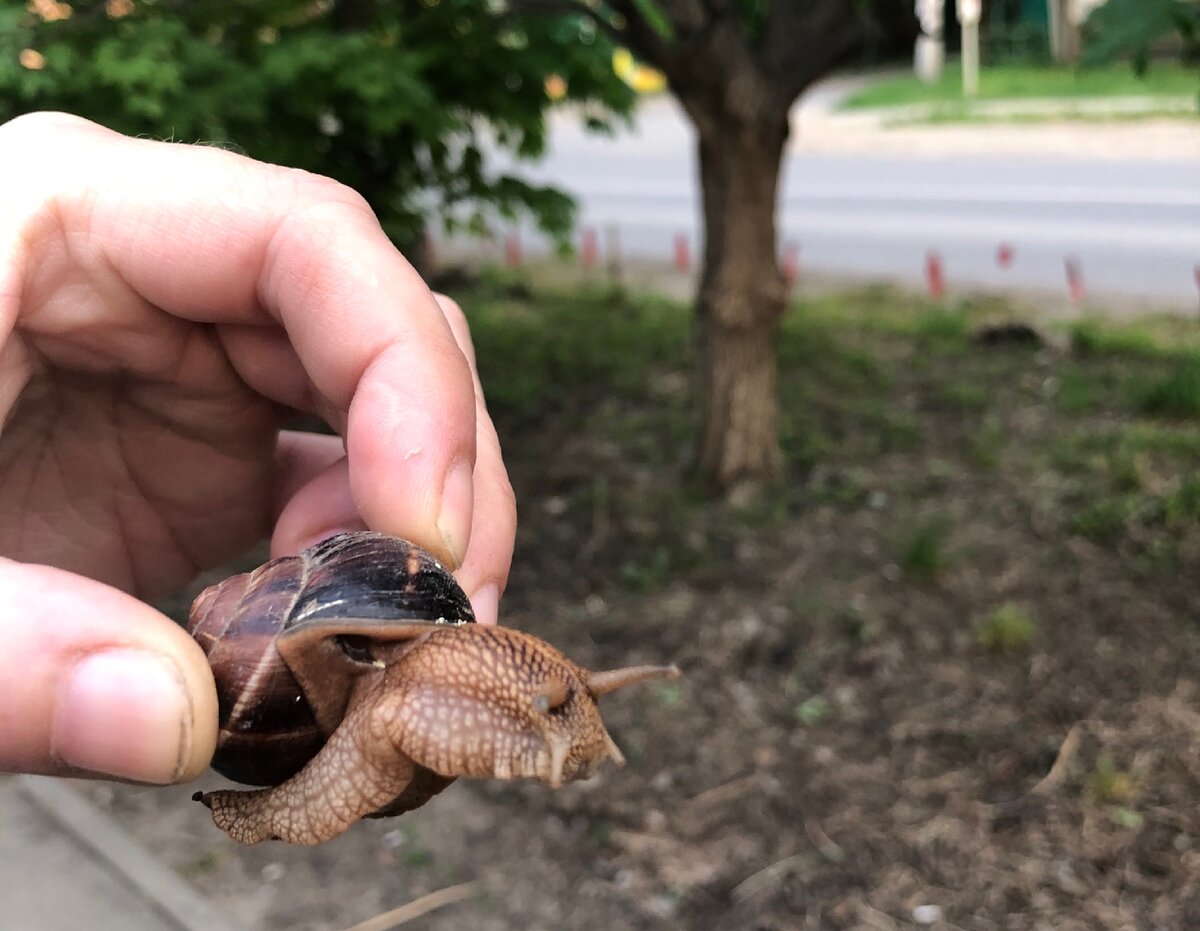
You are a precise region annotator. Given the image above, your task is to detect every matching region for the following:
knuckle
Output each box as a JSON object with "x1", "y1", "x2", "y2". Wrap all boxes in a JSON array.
[
  {"x1": 0, "y1": 110, "x2": 96, "y2": 142},
  {"x1": 286, "y1": 168, "x2": 375, "y2": 218}
]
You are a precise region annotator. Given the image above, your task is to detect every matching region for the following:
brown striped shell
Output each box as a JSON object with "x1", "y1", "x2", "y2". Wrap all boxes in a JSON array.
[{"x1": 188, "y1": 532, "x2": 474, "y2": 786}]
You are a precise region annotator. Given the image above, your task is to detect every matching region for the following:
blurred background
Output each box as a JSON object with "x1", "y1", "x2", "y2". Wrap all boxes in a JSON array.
[{"x1": 2, "y1": 1, "x2": 1200, "y2": 929}]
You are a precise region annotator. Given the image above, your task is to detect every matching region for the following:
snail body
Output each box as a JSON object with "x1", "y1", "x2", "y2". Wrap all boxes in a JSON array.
[{"x1": 187, "y1": 531, "x2": 678, "y2": 845}]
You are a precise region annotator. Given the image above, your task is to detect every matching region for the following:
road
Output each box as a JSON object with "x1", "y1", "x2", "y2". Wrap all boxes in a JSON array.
[{"x1": 504, "y1": 95, "x2": 1200, "y2": 308}]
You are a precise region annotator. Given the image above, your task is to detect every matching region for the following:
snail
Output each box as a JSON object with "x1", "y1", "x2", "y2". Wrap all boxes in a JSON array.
[{"x1": 186, "y1": 531, "x2": 679, "y2": 845}]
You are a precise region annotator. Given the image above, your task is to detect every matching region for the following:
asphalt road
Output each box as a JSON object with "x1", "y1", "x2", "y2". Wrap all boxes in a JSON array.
[{"x1": 509, "y1": 98, "x2": 1199, "y2": 308}]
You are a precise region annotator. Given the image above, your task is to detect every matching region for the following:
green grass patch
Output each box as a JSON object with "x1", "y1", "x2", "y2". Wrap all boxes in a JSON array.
[
  {"x1": 842, "y1": 63, "x2": 1200, "y2": 110},
  {"x1": 976, "y1": 603, "x2": 1037, "y2": 653},
  {"x1": 1089, "y1": 753, "x2": 1139, "y2": 805},
  {"x1": 938, "y1": 381, "x2": 990, "y2": 411},
  {"x1": 1165, "y1": 478, "x2": 1200, "y2": 526},
  {"x1": 901, "y1": 519, "x2": 951, "y2": 578},
  {"x1": 796, "y1": 695, "x2": 831, "y2": 726},
  {"x1": 1056, "y1": 370, "x2": 1101, "y2": 414},
  {"x1": 970, "y1": 416, "x2": 1006, "y2": 470},
  {"x1": 450, "y1": 273, "x2": 1199, "y2": 569},
  {"x1": 1071, "y1": 316, "x2": 1200, "y2": 361},
  {"x1": 466, "y1": 275, "x2": 689, "y2": 420},
  {"x1": 1072, "y1": 496, "x2": 1138, "y2": 543},
  {"x1": 1131, "y1": 358, "x2": 1200, "y2": 417}
]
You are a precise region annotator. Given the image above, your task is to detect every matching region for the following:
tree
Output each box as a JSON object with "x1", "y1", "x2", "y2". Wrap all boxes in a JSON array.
[
  {"x1": 514, "y1": 1, "x2": 877, "y2": 492},
  {"x1": 1081, "y1": 0, "x2": 1199, "y2": 73},
  {"x1": 3, "y1": 0, "x2": 889, "y2": 494},
  {"x1": 0, "y1": 0, "x2": 635, "y2": 256}
]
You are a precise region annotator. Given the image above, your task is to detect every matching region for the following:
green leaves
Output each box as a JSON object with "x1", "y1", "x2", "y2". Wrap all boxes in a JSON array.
[
  {"x1": 1, "y1": 0, "x2": 635, "y2": 250},
  {"x1": 1082, "y1": 0, "x2": 1200, "y2": 73}
]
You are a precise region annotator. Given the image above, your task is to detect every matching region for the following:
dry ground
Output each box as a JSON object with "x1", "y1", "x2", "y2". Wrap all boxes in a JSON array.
[{"x1": 82, "y1": 277, "x2": 1200, "y2": 930}]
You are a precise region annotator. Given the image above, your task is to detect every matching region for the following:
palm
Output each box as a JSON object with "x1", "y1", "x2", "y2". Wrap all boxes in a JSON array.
[{"x1": 0, "y1": 276, "x2": 281, "y2": 597}]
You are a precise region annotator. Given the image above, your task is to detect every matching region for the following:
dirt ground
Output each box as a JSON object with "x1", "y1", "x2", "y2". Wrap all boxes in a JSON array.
[{"x1": 81, "y1": 283, "x2": 1200, "y2": 930}]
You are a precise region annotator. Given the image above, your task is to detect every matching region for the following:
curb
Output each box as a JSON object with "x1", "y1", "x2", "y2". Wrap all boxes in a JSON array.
[{"x1": 15, "y1": 775, "x2": 245, "y2": 931}]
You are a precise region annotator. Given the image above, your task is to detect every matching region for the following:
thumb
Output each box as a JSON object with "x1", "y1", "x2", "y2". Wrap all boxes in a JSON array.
[{"x1": 0, "y1": 558, "x2": 217, "y2": 784}]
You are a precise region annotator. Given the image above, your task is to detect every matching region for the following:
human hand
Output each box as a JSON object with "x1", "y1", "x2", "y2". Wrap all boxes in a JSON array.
[{"x1": 0, "y1": 112, "x2": 516, "y2": 786}]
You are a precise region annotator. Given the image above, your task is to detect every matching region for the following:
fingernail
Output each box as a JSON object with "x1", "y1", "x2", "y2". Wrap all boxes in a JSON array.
[
  {"x1": 436, "y1": 459, "x2": 474, "y2": 569},
  {"x1": 53, "y1": 650, "x2": 192, "y2": 784},
  {"x1": 470, "y1": 583, "x2": 501, "y2": 626}
]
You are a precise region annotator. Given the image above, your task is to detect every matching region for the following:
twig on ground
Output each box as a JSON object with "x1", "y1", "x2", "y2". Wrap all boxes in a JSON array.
[
  {"x1": 732, "y1": 854, "x2": 803, "y2": 902},
  {"x1": 682, "y1": 773, "x2": 760, "y2": 812},
  {"x1": 340, "y1": 882, "x2": 477, "y2": 931},
  {"x1": 1030, "y1": 723, "x2": 1083, "y2": 797}
]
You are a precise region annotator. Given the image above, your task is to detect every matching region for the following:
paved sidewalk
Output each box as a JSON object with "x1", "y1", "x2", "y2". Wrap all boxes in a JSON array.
[
  {"x1": 0, "y1": 776, "x2": 242, "y2": 931},
  {"x1": 790, "y1": 71, "x2": 1200, "y2": 160}
]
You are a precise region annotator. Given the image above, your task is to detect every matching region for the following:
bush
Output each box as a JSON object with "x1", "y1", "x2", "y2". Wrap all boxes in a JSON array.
[{"x1": 1082, "y1": 0, "x2": 1200, "y2": 73}]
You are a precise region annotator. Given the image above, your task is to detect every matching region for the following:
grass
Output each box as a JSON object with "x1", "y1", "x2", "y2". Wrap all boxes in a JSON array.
[
  {"x1": 901, "y1": 519, "x2": 951, "y2": 578},
  {"x1": 456, "y1": 268, "x2": 1200, "y2": 575},
  {"x1": 842, "y1": 62, "x2": 1200, "y2": 110},
  {"x1": 1088, "y1": 753, "x2": 1139, "y2": 805},
  {"x1": 1132, "y1": 358, "x2": 1200, "y2": 417},
  {"x1": 976, "y1": 603, "x2": 1037, "y2": 653}
]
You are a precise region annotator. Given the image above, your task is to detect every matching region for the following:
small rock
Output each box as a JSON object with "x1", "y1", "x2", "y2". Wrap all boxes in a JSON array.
[
  {"x1": 261, "y1": 862, "x2": 286, "y2": 883},
  {"x1": 753, "y1": 746, "x2": 779, "y2": 768},
  {"x1": 543, "y1": 496, "x2": 569, "y2": 516},
  {"x1": 912, "y1": 903, "x2": 943, "y2": 925},
  {"x1": 644, "y1": 894, "x2": 677, "y2": 919}
]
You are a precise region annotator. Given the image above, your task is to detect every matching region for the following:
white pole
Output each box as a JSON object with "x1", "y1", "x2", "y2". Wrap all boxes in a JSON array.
[
  {"x1": 914, "y1": 0, "x2": 945, "y2": 83},
  {"x1": 957, "y1": 0, "x2": 982, "y2": 98}
]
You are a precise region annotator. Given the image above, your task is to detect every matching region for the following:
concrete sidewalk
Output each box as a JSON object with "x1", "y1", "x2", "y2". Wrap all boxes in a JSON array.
[
  {"x1": 0, "y1": 776, "x2": 243, "y2": 931},
  {"x1": 789, "y1": 71, "x2": 1200, "y2": 160}
]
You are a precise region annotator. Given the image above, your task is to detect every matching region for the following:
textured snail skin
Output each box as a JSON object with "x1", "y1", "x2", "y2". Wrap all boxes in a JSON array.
[{"x1": 195, "y1": 624, "x2": 678, "y2": 845}]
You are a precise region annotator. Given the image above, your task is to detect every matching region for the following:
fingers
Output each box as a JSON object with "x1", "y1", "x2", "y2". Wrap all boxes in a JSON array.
[
  {"x1": 270, "y1": 295, "x2": 517, "y2": 624},
  {"x1": 0, "y1": 558, "x2": 217, "y2": 783},
  {"x1": 4, "y1": 112, "x2": 478, "y2": 570},
  {"x1": 434, "y1": 296, "x2": 517, "y2": 624},
  {"x1": 271, "y1": 432, "x2": 365, "y2": 555}
]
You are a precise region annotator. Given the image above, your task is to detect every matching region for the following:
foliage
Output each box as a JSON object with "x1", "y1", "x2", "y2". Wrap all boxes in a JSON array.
[
  {"x1": 0, "y1": 0, "x2": 635, "y2": 249},
  {"x1": 1082, "y1": 0, "x2": 1200, "y2": 74}
]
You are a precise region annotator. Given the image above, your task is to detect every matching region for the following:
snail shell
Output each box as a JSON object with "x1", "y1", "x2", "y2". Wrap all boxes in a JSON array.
[{"x1": 188, "y1": 532, "x2": 473, "y2": 786}]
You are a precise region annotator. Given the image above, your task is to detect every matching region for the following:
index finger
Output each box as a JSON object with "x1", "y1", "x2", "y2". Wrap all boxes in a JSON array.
[{"x1": 5, "y1": 112, "x2": 477, "y2": 566}]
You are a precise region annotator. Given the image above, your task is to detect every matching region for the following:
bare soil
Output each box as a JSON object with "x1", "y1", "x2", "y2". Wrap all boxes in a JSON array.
[{"x1": 80, "y1": 284, "x2": 1200, "y2": 930}]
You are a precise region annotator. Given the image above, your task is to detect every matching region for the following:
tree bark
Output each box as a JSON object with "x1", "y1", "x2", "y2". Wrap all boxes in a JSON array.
[{"x1": 692, "y1": 110, "x2": 789, "y2": 491}]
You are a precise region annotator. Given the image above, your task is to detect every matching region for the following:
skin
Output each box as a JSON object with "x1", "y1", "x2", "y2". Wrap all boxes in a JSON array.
[{"x1": 0, "y1": 112, "x2": 517, "y2": 786}]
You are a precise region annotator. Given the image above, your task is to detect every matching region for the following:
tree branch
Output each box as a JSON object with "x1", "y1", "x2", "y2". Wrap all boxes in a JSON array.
[
  {"x1": 506, "y1": 0, "x2": 627, "y2": 46},
  {"x1": 762, "y1": 0, "x2": 870, "y2": 102},
  {"x1": 604, "y1": 0, "x2": 686, "y2": 74}
]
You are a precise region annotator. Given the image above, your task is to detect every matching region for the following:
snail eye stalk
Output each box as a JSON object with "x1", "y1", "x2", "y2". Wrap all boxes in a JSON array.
[{"x1": 532, "y1": 677, "x2": 571, "y2": 714}]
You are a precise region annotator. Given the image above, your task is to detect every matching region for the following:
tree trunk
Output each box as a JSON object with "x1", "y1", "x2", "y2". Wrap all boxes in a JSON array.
[{"x1": 693, "y1": 111, "x2": 789, "y2": 491}]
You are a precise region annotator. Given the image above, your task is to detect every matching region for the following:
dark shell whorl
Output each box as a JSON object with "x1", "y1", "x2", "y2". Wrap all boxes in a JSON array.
[
  {"x1": 291, "y1": 532, "x2": 475, "y2": 627},
  {"x1": 188, "y1": 532, "x2": 475, "y2": 786}
]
